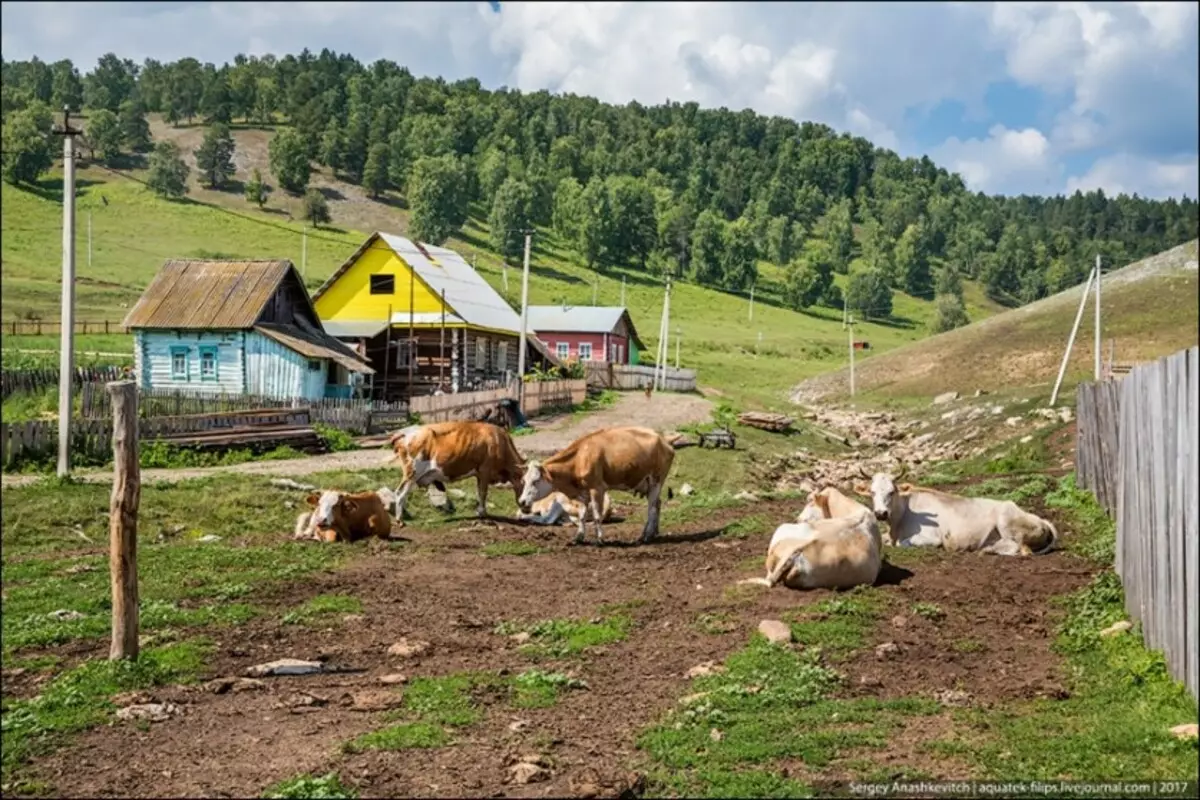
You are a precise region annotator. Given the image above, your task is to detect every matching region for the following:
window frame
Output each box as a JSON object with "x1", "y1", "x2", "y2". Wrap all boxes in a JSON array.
[
  {"x1": 169, "y1": 346, "x2": 190, "y2": 381},
  {"x1": 578, "y1": 342, "x2": 593, "y2": 361},
  {"x1": 198, "y1": 345, "x2": 219, "y2": 382},
  {"x1": 496, "y1": 341, "x2": 508, "y2": 374},
  {"x1": 369, "y1": 274, "x2": 395, "y2": 295},
  {"x1": 556, "y1": 342, "x2": 570, "y2": 360}
]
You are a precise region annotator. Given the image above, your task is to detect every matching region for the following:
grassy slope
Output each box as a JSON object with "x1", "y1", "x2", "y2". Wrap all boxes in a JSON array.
[
  {"x1": 1, "y1": 117, "x2": 1006, "y2": 411},
  {"x1": 792, "y1": 239, "x2": 1200, "y2": 405}
]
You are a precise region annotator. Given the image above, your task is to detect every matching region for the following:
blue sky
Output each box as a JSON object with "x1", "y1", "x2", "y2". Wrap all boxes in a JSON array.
[{"x1": 2, "y1": 1, "x2": 1196, "y2": 199}]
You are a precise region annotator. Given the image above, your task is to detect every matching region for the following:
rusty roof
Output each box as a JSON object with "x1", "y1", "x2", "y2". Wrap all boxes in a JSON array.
[
  {"x1": 122, "y1": 259, "x2": 297, "y2": 330},
  {"x1": 255, "y1": 324, "x2": 374, "y2": 374}
]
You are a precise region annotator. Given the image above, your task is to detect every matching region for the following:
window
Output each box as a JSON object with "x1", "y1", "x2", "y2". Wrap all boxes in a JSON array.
[
  {"x1": 198, "y1": 346, "x2": 218, "y2": 381},
  {"x1": 170, "y1": 346, "x2": 189, "y2": 380},
  {"x1": 616, "y1": 344, "x2": 624, "y2": 364},
  {"x1": 369, "y1": 274, "x2": 395, "y2": 295},
  {"x1": 579, "y1": 342, "x2": 593, "y2": 361},
  {"x1": 394, "y1": 340, "x2": 412, "y2": 370},
  {"x1": 308, "y1": 360, "x2": 322, "y2": 372},
  {"x1": 556, "y1": 342, "x2": 570, "y2": 360},
  {"x1": 475, "y1": 337, "x2": 487, "y2": 369},
  {"x1": 496, "y1": 342, "x2": 508, "y2": 373}
]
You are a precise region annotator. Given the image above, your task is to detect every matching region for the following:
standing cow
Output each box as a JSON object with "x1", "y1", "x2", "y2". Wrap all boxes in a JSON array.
[
  {"x1": 518, "y1": 426, "x2": 675, "y2": 545},
  {"x1": 387, "y1": 421, "x2": 526, "y2": 524}
]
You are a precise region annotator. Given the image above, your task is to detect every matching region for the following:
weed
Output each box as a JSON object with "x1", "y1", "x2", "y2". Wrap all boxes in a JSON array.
[
  {"x1": 343, "y1": 722, "x2": 448, "y2": 752},
  {"x1": 1045, "y1": 474, "x2": 1114, "y2": 564},
  {"x1": 342, "y1": 672, "x2": 493, "y2": 753},
  {"x1": 953, "y1": 639, "x2": 984, "y2": 654},
  {"x1": 494, "y1": 615, "x2": 632, "y2": 659},
  {"x1": 314, "y1": 424, "x2": 359, "y2": 452},
  {"x1": 480, "y1": 541, "x2": 545, "y2": 558},
  {"x1": 510, "y1": 669, "x2": 587, "y2": 708},
  {"x1": 721, "y1": 515, "x2": 768, "y2": 540},
  {"x1": 788, "y1": 589, "x2": 887, "y2": 656},
  {"x1": 695, "y1": 611, "x2": 738, "y2": 636},
  {"x1": 262, "y1": 772, "x2": 358, "y2": 799},
  {"x1": 139, "y1": 441, "x2": 304, "y2": 470},
  {"x1": 911, "y1": 602, "x2": 946, "y2": 623},
  {"x1": 1, "y1": 641, "x2": 210, "y2": 782},
  {"x1": 280, "y1": 594, "x2": 362, "y2": 626}
]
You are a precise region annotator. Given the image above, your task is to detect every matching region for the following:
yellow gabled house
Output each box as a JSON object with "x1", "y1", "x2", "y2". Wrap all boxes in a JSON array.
[{"x1": 312, "y1": 232, "x2": 558, "y2": 399}]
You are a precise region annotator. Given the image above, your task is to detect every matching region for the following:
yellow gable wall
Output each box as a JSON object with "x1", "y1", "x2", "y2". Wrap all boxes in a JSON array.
[{"x1": 314, "y1": 243, "x2": 447, "y2": 322}]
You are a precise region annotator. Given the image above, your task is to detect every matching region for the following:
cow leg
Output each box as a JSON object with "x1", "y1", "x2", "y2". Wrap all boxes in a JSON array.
[
  {"x1": 393, "y1": 479, "x2": 417, "y2": 523},
  {"x1": 571, "y1": 495, "x2": 588, "y2": 545},
  {"x1": 475, "y1": 475, "x2": 490, "y2": 519},
  {"x1": 588, "y1": 489, "x2": 606, "y2": 545},
  {"x1": 293, "y1": 512, "x2": 316, "y2": 541},
  {"x1": 640, "y1": 481, "x2": 664, "y2": 542}
]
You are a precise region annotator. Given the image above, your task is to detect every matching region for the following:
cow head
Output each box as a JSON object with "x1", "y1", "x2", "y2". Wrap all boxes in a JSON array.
[
  {"x1": 797, "y1": 486, "x2": 833, "y2": 523},
  {"x1": 864, "y1": 467, "x2": 908, "y2": 521},
  {"x1": 518, "y1": 461, "x2": 553, "y2": 512},
  {"x1": 305, "y1": 490, "x2": 361, "y2": 532}
]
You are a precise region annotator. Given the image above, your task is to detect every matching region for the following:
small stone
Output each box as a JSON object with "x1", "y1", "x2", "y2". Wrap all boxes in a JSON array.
[
  {"x1": 1100, "y1": 620, "x2": 1133, "y2": 637},
  {"x1": 378, "y1": 673, "x2": 408, "y2": 685},
  {"x1": 709, "y1": 728, "x2": 724, "y2": 742},
  {"x1": 1170, "y1": 723, "x2": 1198, "y2": 741},
  {"x1": 64, "y1": 563, "x2": 96, "y2": 575},
  {"x1": 734, "y1": 490, "x2": 759, "y2": 502},
  {"x1": 1020, "y1": 435, "x2": 1033, "y2": 444},
  {"x1": 350, "y1": 690, "x2": 403, "y2": 712},
  {"x1": 112, "y1": 691, "x2": 154, "y2": 707},
  {"x1": 49, "y1": 609, "x2": 85, "y2": 621},
  {"x1": 890, "y1": 615, "x2": 908, "y2": 628},
  {"x1": 196, "y1": 534, "x2": 222, "y2": 543},
  {"x1": 757, "y1": 620, "x2": 793, "y2": 645},
  {"x1": 509, "y1": 761, "x2": 549, "y2": 785},
  {"x1": 508, "y1": 719, "x2": 531, "y2": 733},
  {"x1": 859, "y1": 676, "x2": 883, "y2": 688},
  {"x1": 510, "y1": 631, "x2": 532, "y2": 645},
  {"x1": 875, "y1": 642, "x2": 901, "y2": 660},
  {"x1": 387, "y1": 638, "x2": 431, "y2": 659},
  {"x1": 342, "y1": 614, "x2": 365, "y2": 624},
  {"x1": 245, "y1": 658, "x2": 324, "y2": 677},
  {"x1": 116, "y1": 703, "x2": 179, "y2": 723},
  {"x1": 679, "y1": 483, "x2": 695, "y2": 497},
  {"x1": 686, "y1": 661, "x2": 724, "y2": 679},
  {"x1": 932, "y1": 391, "x2": 959, "y2": 406},
  {"x1": 232, "y1": 678, "x2": 267, "y2": 693},
  {"x1": 934, "y1": 689, "x2": 972, "y2": 707},
  {"x1": 1005, "y1": 416, "x2": 1022, "y2": 427}
]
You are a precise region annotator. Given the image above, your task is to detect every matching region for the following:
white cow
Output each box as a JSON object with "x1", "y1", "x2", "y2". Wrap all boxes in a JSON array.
[
  {"x1": 518, "y1": 491, "x2": 614, "y2": 527},
  {"x1": 860, "y1": 472, "x2": 1058, "y2": 556}
]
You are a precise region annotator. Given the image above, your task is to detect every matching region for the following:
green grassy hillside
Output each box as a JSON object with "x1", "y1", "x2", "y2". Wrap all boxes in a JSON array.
[
  {"x1": 792, "y1": 239, "x2": 1200, "y2": 405},
  {"x1": 1, "y1": 120, "x2": 1006, "y2": 410}
]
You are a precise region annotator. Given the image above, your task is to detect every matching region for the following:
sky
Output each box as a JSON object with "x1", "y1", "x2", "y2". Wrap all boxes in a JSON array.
[{"x1": 2, "y1": 0, "x2": 1197, "y2": 200}]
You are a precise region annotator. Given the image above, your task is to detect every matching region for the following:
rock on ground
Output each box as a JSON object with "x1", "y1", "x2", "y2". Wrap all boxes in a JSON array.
[{"x1": 757, "y1": 619, "x2": 793, "y2": 644}]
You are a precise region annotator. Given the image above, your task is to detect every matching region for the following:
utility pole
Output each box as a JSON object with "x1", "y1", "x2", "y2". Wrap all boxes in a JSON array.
[
  {"x1": 1050, "y1": 264, "x2": 1098, "y2": 406},
  {"x1": 661, "y1": 279, "x2": 672, "y2": 390},
  {"x1": 847, "y1": 313, "x2": 856, "y2": 398},
  {"x1": 1093, "y1": 254, "x2": 1102, "y2": 382},
  {"x1": 674, "y1": 327, "x2": 680, "y2": 369},
  {"x1": 516, "y1": 232, "x2": 533, "y2": 405},
  {"x1": 748, "y1": 284, "x2": 755, "y2": 323},
  {"x1": 54, "y1": 106, "x2": 82, "y2": 478},
  {"x1": 655, "y1": 278, "x2": 670, "y2": 392},
  {"x1": 301, "y1": 227, "x2": 308, "y2": 281},
  {"x1": 87, "y1": 211, "x2": 92, "y2": 269}
]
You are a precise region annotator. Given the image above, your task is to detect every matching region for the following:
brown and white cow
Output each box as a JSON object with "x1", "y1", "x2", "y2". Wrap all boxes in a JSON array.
[
  {"x1": 859, "y1": 472, "x2": 1058, "y2": 556},
  {"x1": 744, "y1": 484, "x2": 883, "y2": 590},
  {"x1": 518, "y1": 491, "x2": 615, "y2": 527},
  {"x1": 387, "y1": 421, "x2": 526, "y2": 523},
  {"x1": 518, "y1": 426, "x2": 675, "y2": 545},
  {"x1": 293, "y1": 488, "x2": 398, "y2": 543}
]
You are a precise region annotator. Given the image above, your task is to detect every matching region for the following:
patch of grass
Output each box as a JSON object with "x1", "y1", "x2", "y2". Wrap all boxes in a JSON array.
[
  {"x1": 695, "y1": 611, "x2": 738, "y2": 636},
  {"x1": 787, "y1": 589, "x2": 887, "y2": 656},
  {"x1": 139, "y1": 441, "x2": 306, "y2": 470},
  {"x1": 280, "y1": 594, "x2": 362, "y2": 626},
  {"x1": 262, "y1": 772, "x2": 358, "y2": 799},
  {"x1": 1045, "y1": 473, "x2": 1115, "y2": 564},
  {"x1": 953, "y1": 639, "x2": 984, "y2": 654},
  {"x1": 572, "y1": 389, "x2": 619, "y2": 416},
  {"x1": 495, "y1": 614, "x2": 632, "y2": 659},
  {"x1": 480, "y1": 541, "x2": 546, "y2": 558},
  {"x1": 510, "y1": 669, "x2": 587, "y2": 709},
  {"x1": 313, "y1": 424, "x2": 360, "y2": 452},
  {"x1": 637, "y1": 635, "x2": 938, "y2": 797},
  {"x1": 950, "y1": 570, "x2": 1198, "y2": 781},
  {"x1": 343, "y1": 721, "x2": 449, "y2": 752},
  {"x1": 911, "y1": 602, "x2": 946, "y2": 623},
  {"x1": 343, "y1": 671, "x2": 498, "y2": 753},
  {"x1": 1, "y1": 640, "x2": 210, "y2": 783},
  {"x1": 720, "y1": 515, "x2": 769, "y2": 540}
]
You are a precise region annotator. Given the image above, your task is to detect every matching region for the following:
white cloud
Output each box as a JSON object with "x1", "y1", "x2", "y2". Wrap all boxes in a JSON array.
[
  {"x1": 0, "y1": 1, "x2": 1194, "y2": 199},
  {"x1": 1066, "y1": 153, "x2": 1200, "y2": 199},
  {"x1": 933, "y1": 124, "x2": 1060, "y2": 195}
]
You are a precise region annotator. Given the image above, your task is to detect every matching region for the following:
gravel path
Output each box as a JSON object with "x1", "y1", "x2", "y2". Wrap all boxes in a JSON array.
[{"x1": 1, "y1": 392, "x2": 713, "y2": 488}]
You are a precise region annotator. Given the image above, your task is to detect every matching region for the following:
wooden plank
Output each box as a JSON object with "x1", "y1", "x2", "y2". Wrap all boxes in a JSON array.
[
  {"x1": 1187, "y1": 348, "x2": 1199, "y2": 704},
  {"x1": 1169, "y1": 351, "x2": 1186, "y2": 683},
  {"x1": 107, "y1": 381, "x2": 140, "y2": 661}
]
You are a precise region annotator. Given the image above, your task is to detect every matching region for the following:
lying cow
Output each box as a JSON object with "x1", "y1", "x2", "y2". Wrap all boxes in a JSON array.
[
  {"x1": 387, "y1": 421, "x2": 525, "y2": 524},
  {"x1": 293, "y1": 488, "x2": 398, "y2": 543},
  {"x1": 860, "y1": 472, "x2": 1058, "y2": 556},
  {"x1": 518, "y1": 491, "x2": 614, "y2": 527},
  {"x1": 743, "y1": 484, "x2": 882, "y2": 590},
  {"x1": 519, "y1": 426, "x2": 675, "y2": 545}
]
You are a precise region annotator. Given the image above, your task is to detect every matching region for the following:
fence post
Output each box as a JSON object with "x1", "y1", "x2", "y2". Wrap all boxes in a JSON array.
[{"x1": 107, "y1": 380, "x2": 140, "y2": 661}]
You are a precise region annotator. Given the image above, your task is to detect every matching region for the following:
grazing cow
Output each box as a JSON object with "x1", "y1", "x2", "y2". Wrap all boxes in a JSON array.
[
  {"x1": 387, "y1": 421, "x2": 526, "y2": 524},
  {"x1": 859, "y1": 472, "x2": 1058, "y2": 556},
  {"x1": 518, "y1": 491, "x2": 614, "y2": 527},
  {"x1": 518, "y1": 426, "x2": 675, "y2": 545},
  {"x1": 744, "y1": 484, "x2": 882, "y2": 590},
  {"x1": 293, "y1": 488, "x2": 398, "y2": 543}
]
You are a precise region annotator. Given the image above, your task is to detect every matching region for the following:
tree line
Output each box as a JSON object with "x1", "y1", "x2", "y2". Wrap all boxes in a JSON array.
[{"x1": 3, "y1": 51, "x2": 1196, "y2": 329}]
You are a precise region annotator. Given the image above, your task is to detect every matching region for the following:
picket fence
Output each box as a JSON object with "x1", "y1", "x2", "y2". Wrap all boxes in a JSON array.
[
  {"x1": 585, "y1": 363, "x2": 697, "y2": 393},
  {"x1": 409, "y1": 379, "x2": 586, "y2": 422},
  {"x1": 2, "y1": 366, "x2": 128, "y2": 399},
  {"x1": 1075, "y1": 345, "x2": 1198, "y2": 706}
]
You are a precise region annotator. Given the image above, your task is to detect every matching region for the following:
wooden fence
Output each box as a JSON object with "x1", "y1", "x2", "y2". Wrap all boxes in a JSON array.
[
  {"x1": 408, "y1": 379, "x2": 587, "y2": 423},
  {"x1": 1075, "y1": 345, "x2": 1198, "y2": 705},
  {"x1": 585, "y1": 363, "x2": 697, "y2": 393},
  {"x1": 2, "y1": 320, "x2": 129, "y2": 336},
  {"x1": 2, "y1": 366, "x2": 129, "y2": 399}
]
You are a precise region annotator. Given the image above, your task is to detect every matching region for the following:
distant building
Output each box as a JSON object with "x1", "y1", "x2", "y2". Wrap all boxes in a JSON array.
[
  {"x1": 525, "y1": 305, "x2": 644, "y2": 365},
  {"x1": 122, "y1": 259, "x2": 374, "y2": 400},
  {"x1": 312, "y1": 232, "x2": 559, "y2": 399}
]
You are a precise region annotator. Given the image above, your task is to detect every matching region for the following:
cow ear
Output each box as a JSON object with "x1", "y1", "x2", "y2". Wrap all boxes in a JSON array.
[
  {"x1": 341, "y1": 498, "x2": 359, "y2": 515},
  {"x1": 899, "y1": 482, "x2": 914, "y2": 493},
  {"x1": 305, "y1": 492, "x2": 320, "y2": 507},
  {"x1": 853, "y1": 482, "x2": 869, "y2": 496}
]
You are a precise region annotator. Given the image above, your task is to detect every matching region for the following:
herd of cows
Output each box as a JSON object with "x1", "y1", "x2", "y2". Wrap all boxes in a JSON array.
[{"x1": 292, "y1": 419, "x2": 1061, "y2": 591}]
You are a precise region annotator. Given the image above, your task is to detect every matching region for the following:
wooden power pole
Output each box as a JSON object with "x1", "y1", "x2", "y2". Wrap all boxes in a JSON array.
[{"x1": 54, "y1": 107, "x2": 82, "y2": 477}]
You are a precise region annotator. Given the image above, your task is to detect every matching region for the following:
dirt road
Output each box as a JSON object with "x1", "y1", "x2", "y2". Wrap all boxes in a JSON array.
[{"x1": 0, "y1": 392, "x2": 713, "y2": 488}]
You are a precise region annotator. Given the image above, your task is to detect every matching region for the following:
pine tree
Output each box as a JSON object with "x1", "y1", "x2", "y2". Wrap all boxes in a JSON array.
[{"x1": 194, "y1": 123, "x2": 236, "y2": 189}]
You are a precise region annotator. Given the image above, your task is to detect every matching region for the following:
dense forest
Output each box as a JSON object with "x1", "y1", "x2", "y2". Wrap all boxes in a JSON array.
[{"x1": 3, "y1": 51, "x2": 1197, "y2": 329}]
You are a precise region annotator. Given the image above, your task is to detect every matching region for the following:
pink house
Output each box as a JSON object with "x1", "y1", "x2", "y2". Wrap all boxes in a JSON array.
[{"x1": 527, "y1": 305, "x2": 644, "y2": 365}]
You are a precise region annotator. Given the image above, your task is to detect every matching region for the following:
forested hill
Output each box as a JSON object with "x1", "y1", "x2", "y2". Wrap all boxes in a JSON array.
[{"x1": 3, "y1": 51, "x2": 1198, "y2": 325}]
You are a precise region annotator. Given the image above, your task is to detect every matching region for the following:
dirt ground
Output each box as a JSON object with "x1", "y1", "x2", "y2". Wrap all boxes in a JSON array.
[
  {"x1": 0, "y1": 393, "x2": 713, "y2": 488},
  {"x1": 15, "y1": 492, "x2": 1095, "y2": 799}
]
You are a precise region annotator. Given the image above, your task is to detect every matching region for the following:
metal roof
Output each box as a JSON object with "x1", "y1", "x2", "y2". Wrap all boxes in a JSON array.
[
  {"x1": 311, "y1": 233, "x2": 525, "y2": 336},
  {"x1": 321, "y1": 320, "x2": 390, "y2": 339},
  {"x1": 122, "y1": 259, "x2": 294, "y2": 329},
  {"x1": 526, "y1": 305, "x2": 644, "y2": 348}
]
